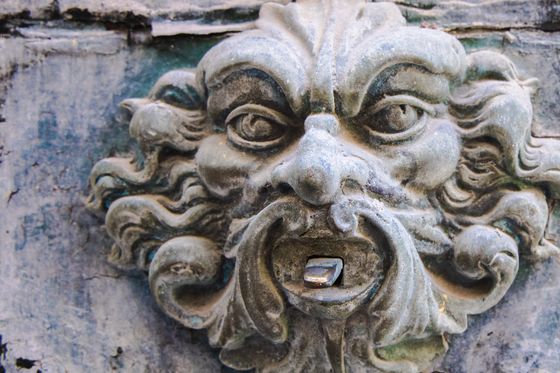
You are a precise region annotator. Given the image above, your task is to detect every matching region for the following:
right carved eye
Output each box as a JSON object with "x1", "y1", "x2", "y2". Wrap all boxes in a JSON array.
[{"x1": 226, "y1": 104, "x2": 292, "y2": 151}]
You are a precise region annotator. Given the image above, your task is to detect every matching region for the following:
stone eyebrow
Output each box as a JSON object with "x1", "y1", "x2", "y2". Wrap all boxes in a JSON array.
[
  {"x1": 198, "y1": 32, "x2": 308, "y2": 115},
  {"x1": 337, "y1": 27, "x2": 466, "y2": 116},
  {"x1": 206, "y1": 68, "x2": 295, "y2": 125},
  {"x1": 363, "y1": 65, "x2": 451, "y2": 106},
  {"x1": 207, "y1": 67, "x2": 283, "y2": 93}
]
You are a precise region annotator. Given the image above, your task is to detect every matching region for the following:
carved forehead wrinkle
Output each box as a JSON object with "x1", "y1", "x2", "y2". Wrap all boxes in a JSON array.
[
  {"x1": 258, "y1": 0, "x2": 407, "y2": 112},
  {"x1": 257, "y1": 1, "x2": 323, "y2": 55},
  {"x1": 338, "y1": 27, "x2": 467, "y2": 116},
  {"x1": 206, "y1": 69, "x2": 293, "y2": 125},
  {"x1": 197, "y1": 31, "x2": 308, "y2": 116},
  {"x1": 258, "y1": 1, "x2": 406, "y2": 48}
]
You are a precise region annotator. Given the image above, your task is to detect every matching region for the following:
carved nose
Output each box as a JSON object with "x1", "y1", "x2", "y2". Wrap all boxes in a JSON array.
[{"x1": 272, "y1": 114, "x2": 367, "y2": 206}]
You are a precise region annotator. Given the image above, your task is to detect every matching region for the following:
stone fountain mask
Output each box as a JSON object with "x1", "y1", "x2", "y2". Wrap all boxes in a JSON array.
[{"x1": 88, "y1": 1, "x2": 560, "y2": 372}]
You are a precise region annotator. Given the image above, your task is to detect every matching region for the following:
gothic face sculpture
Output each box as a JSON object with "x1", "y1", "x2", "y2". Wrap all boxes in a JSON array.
[{"x1": 88, "y1": 1, "x2": 560, "y2": 372}]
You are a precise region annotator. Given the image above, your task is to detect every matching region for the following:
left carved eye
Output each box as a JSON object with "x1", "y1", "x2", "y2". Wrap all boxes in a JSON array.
[
  {"x1": 373, "y1": 104, "x2": 422, "y2": 133},
  {"x1": 226, "y1": 104, "x2": 292, "y2": 151},
  {"x1": 364, "y1": 95, "x2": 435, "y2": 142},
  {"x1": 232, "y1": 113, "x2": 284, "y2": 142}
]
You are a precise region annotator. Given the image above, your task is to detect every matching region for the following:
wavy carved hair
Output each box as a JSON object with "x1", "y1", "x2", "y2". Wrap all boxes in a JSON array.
[{"x1": 438, "y1": 50, "x2": 559, "y2": 259}]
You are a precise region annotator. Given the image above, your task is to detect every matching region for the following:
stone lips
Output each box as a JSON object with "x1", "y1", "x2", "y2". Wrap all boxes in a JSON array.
[{"x1": 245, "y1": 198, "x2": 390, "y2": 320}]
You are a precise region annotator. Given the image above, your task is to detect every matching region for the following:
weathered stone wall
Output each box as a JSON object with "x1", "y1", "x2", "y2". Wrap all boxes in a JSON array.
[{"x1": 0, "y1": 1, "x2": 559, "y2": 372}]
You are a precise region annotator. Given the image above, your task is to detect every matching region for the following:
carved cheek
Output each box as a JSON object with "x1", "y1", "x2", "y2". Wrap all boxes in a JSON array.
[
  {"x1": 392, "y1": 121, "x2": 461, "y2": 190},
  {"x1": 195, "y1": 135, "x2": 262, "y2": 198}
]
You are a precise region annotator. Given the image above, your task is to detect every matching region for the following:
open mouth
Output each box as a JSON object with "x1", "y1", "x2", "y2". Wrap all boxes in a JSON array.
[
  {"x1": 271, "y1": 228, "x2": 388, "y2": 319},
  {"x1": 232, "y1": 198, "x2": 395, "y2": 324}
]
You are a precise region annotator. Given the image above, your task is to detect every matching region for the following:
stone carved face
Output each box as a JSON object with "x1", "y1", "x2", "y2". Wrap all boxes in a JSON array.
[{"x1": 88, "y1": 1, "x2": 560, "y2": 372}]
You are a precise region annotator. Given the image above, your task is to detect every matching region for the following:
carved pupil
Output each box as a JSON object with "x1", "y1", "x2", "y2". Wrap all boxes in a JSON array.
[
  {"x1": 374, "y1": 104, "x2": 422, "y2": 133},
  {"x1": 233, "y1": 114, "x2": 284, "y2": 141}
]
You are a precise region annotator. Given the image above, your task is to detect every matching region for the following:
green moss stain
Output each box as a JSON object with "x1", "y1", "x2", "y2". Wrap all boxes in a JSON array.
[
  {"x1": 125, "y1": 36, "x2": 225, "y2": 99},
  {"x1": 376, "y1": 335, "x2": 447, "y2": 364},
  {"x1": 459, "y1": 35, "x2": 506, "y2": 52}
]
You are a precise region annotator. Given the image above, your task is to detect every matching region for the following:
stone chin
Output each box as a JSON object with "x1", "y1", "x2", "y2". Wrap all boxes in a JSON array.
[{"x1": 87, "y1": 1, "x2": 560, "y2": 372}]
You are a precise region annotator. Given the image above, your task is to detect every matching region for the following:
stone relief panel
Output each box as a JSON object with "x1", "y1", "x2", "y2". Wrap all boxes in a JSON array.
[{"x1": 87, "y1": 1, "x2": 560, "y2": 372}]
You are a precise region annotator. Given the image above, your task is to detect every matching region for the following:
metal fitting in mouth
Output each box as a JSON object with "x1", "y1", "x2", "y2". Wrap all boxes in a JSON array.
[{"x1": 304, "y1": 257, "x2": 343, "y2": 288}]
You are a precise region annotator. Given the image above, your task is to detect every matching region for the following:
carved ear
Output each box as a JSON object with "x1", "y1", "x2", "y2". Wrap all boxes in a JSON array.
[
  {"x1": 148, "y1": 69, "x2": 205, "y2": 110},
  {"x1": 123, "y1": 70, "x2": 208, "y2": 153},
  {"x1": 117, "y1": 70, "x2": 204, "y2": 123}
]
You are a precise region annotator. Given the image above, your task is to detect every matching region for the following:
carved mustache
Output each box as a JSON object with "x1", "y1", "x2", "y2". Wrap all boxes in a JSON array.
[
  {"x1": 147, "y1": 195, "x2": 457, "y2": 372},
  {"x1": 150, "y1": 195, "x2": 442, "y2": 339},
  {"x1": 148, "y1": 192, "x2": 521, "y2": 361}
]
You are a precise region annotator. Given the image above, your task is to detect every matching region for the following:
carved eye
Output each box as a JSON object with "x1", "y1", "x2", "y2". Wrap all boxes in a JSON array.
[
  {"x1": 365, "y1": 95, "x2": 435, "y2": 142},
  {"x1": 374, "y1": 104, "x2": 422, "y2": 133},
  {"x1": 226, "y1": 104, "x2": 291, "y2": 150},
  {"x1": 232, "y1": 114, "x2": 284, "y2": 141}
]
